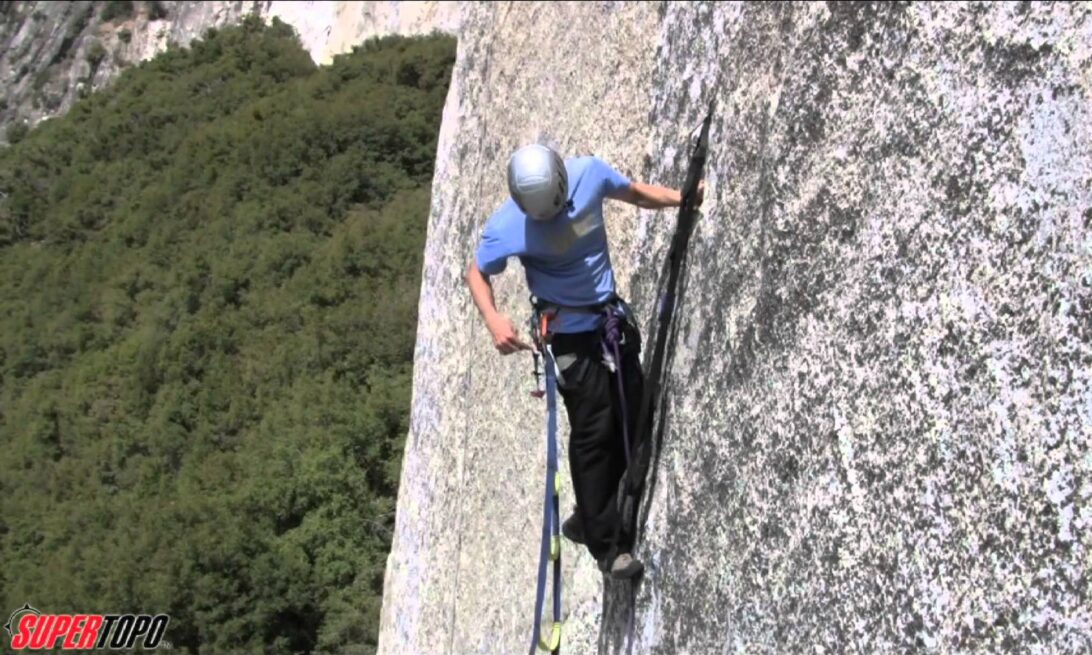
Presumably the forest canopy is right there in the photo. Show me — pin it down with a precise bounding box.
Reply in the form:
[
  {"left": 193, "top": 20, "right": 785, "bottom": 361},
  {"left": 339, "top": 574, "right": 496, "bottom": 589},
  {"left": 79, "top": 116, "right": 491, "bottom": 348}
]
[{"left": 0, "top": 16, "right": 455, "bottom": 654}]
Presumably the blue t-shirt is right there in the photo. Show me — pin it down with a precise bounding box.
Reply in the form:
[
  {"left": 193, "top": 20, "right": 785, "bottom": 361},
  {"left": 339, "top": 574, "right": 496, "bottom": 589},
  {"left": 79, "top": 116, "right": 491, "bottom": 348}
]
[{"left": 475, "top": 156, "right": 631, "bottom": 333}]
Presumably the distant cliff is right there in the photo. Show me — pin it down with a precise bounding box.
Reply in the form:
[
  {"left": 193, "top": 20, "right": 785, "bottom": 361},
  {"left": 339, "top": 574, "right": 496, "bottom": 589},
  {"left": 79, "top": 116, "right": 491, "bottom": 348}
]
[
  {"left": 380, "top": 2, "right": 1091, "bottom": 653},
  {"left": 0, "top": 1, "right": 458, "bottom": 142}
]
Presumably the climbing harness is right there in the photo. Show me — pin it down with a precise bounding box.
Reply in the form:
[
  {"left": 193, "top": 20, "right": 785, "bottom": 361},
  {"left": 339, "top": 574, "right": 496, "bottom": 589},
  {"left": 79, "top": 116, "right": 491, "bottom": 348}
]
[
  {"left": 527, "top": 306, "right": 563, "bottom": 654},
  {"left": 613, "top": 102, "right": 716, "bottom": 551}
]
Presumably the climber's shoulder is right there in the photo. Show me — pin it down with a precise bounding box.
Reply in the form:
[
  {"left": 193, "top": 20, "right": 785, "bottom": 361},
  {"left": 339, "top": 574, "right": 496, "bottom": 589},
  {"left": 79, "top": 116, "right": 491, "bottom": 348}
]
[
  {"left": 565, "top": 154, "right": 616, "bottom": 177},
  {"left": 483, "top": 196, "right": 525, "bottom": 232},
  {"left": 565, "top": 155, "right": 632, "bottom": 198}
]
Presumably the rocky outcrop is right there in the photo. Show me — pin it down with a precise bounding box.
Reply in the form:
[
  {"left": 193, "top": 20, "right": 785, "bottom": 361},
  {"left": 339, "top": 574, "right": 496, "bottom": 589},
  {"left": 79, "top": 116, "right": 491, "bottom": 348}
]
[
  {"left": 0, "top": 1, "right": 459, "bottom": 141},
  {"left": 380, "top": 2, "right": 1091, "bottom": 653},
  {"left": 264, "top": 1, "right": 459, "bottom": 65},
  {"left": 1, "top": 1, "right": 242, "bottom": 140}
]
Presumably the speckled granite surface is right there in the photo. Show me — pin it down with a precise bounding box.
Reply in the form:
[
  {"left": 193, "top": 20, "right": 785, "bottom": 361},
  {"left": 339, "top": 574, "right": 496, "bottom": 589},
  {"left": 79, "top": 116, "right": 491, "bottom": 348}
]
[{"left": 379, "top": 3, "right": 1092, "bottom": 653}]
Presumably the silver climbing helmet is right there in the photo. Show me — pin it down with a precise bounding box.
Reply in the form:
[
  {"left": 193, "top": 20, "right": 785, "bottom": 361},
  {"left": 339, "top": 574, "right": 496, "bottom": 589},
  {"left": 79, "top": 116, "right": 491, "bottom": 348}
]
[{"left": 507, "top": 144, "right": 569, "bottom": 221}]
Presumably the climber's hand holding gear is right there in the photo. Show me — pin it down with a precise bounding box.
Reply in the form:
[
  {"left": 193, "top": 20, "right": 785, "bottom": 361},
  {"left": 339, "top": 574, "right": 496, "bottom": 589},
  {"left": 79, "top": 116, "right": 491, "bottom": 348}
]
[
  {"left": 488, "top": 312, "right": 531, "bottom": 355},
  {"left": 465, "top": 260, "right": 532, "bottom": 355}
]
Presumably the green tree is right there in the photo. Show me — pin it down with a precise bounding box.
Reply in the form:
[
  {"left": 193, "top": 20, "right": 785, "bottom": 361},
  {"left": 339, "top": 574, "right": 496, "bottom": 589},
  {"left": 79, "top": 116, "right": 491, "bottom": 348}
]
[
  {"left": 146, "top": 0, "right": 168, "bottom": 20},
  {"left": 0, "top": 18, "right": 454, "bottom": 655},
  {"left": 102, "top": 0, "right": 135, "bottom": 22},
  {"left": 5, "top": 121, "right": 28, "bottom": 143},
  {"left": 86, "top": 40, "right": 107, "bottom": 67}
]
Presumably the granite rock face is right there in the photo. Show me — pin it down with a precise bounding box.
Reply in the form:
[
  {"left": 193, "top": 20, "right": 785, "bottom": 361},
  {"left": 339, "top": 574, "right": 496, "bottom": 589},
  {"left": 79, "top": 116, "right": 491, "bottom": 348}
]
[
  {"left": 264, "top": 0, "right": 459, "bottom": 65},
  {"left": 0, "top": 1, "right": 250, "bottom": 140},
  {"left": 380, "top": 2, "right": 1091, "bottom": 653},
  {"left": 0, "top": 1, "right": 459, "bottom": 141}
]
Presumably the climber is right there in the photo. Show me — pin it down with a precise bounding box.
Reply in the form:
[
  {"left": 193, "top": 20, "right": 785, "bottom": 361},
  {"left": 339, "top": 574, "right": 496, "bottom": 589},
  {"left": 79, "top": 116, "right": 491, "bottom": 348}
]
[{"left": 465, "top": 143, "right": 703, "bottom": 579}]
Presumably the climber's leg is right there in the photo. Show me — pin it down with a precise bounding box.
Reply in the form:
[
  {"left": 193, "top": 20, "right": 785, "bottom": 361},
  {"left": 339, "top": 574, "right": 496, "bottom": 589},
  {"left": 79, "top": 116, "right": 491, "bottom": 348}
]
[{"left": 551, "top": 331, "right": 628, "bottom": 564}]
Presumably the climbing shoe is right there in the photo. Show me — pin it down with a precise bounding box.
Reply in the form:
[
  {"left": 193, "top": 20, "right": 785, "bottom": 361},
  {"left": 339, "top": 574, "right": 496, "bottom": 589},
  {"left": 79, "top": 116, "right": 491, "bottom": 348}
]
[
  {"left": 561, "top": 510, "right": 584, "bottom": 545},
  {"left": 606, "top": 552, "right": 644, "bottom": 580}
]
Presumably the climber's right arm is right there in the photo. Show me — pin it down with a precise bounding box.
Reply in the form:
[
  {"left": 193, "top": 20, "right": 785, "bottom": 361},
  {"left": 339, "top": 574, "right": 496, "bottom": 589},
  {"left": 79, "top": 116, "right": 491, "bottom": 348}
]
[{"left": 465, "top": 260, "right": 531, "bottom": 355}]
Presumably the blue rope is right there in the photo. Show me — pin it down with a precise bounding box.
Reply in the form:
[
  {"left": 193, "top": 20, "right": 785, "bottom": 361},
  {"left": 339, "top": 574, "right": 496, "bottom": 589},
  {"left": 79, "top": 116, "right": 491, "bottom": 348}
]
[{"left": 529, "top": 345, "right": 561, "bottom": 655}]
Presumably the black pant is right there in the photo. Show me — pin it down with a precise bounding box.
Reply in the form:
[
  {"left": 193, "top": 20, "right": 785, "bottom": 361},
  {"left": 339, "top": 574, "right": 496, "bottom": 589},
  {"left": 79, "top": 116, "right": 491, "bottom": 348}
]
[{"left": 552, "top": 326, "right": 644, "bottom": 561}]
